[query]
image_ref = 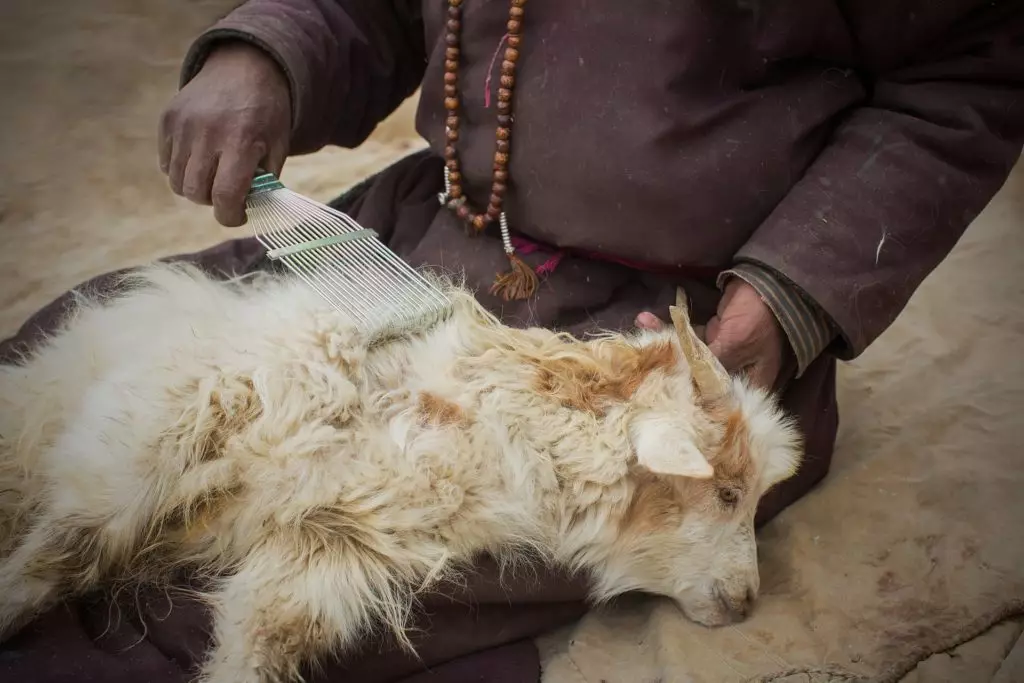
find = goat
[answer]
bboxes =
[0,262,801,683]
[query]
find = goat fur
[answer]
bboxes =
[0,262,802,683]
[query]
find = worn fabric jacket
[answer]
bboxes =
[182,0,1024,370]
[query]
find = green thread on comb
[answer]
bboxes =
[248,173,285,196]
[265,230,379,260]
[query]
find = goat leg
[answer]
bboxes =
[0,518,70,640]
[197,539,413,683]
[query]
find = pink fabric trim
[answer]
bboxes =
[509,235,721,281]
[536,251,565,276]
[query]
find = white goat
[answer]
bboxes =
[0,262,801,683]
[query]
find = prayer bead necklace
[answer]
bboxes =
[437,0,538,301]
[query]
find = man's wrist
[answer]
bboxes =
[717,262,837,378]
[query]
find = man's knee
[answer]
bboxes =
[755,355,839,528]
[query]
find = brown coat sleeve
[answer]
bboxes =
[179,0,426,155]
[734,5,1024,360]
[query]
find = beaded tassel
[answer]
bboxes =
[490,211,538,300]
[439,0,537,301]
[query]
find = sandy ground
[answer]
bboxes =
[2,1,1022,681]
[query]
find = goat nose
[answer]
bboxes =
[741,586,756,616]
[715,584,757,622]
[714,585,754,622]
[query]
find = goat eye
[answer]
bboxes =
[718,487,740,506]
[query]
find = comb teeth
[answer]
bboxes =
[244,176,453,345]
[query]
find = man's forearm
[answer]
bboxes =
[179,0,427,155]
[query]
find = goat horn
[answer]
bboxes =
[668,287,731,400]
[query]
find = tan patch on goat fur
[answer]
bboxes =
[161,376,262,466]
[620,471,684,534]
[534,340,677,414]
[416,392,468,427]
[709,409,755,484]
[160,481,242,557]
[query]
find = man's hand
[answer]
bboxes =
[635,278,786,391]
[158,42,292,227]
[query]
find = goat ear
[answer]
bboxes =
[637,442,715,479]
[631,415,714,479]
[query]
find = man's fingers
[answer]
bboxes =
[264,138,289,178]
[635,311,665,330]
[636,313,708,339]
[157,118,173,175]
[705,315,722,346]
[167,143,189,197]
[211,147,262,227]
[708,336,753,375]
[182,148,219,206]
[742,361,776,391]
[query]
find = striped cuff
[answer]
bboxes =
[717,262,837,378]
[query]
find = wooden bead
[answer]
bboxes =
[492,181,508,196]
[497,88,512,103]
[446,46,459,60]
[444,71,457,85]
[489,193,504,207]
[446,159,459,172]
[444,144,457,160]
[449,1,462,12]
[505,48,519,62]
[445,32,459,46]
[510,6,525,19]
[496,140,510,153]
[497,100,511,113]
[507,34,521,48]
[472,214,488,230]
[487,204,502,220]
[507,19,522,33]
[494,151,510,166]
[450,185,463,199]
[445,59,458,71]
[497,114,512,126]
[444,84,457,97]
[448,170,461,183]
[446,19,461,32]
[446,128,459,141]
[501,60,516,73]
[444,97,459,110]
[500,74,514,88]
[496,127,511,140]
[456,204,471,220]
[511,0,526,6]
[446,115,459,129]
[494,169,509,182]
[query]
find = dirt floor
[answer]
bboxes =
[2,1,1022,682]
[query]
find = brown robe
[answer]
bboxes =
[2,1,1022,681]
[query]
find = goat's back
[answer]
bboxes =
[0,263,533,573]
[0,264,365,548]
